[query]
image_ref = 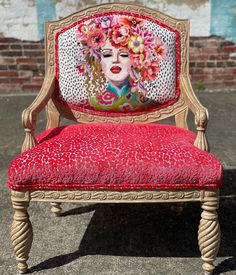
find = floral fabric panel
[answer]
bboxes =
[55,12,180,115]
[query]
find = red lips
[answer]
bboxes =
[110,66,122,74]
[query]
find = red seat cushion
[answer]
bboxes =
[8,123,222,190]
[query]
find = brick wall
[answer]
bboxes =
[0,36,236,94]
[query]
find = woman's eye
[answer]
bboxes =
[102,53,112,58]
[120,53,129,57]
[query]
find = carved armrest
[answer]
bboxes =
[181,75,209,151]
[21,76,55,152]
[194,109,209,151]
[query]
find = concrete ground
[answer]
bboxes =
[0,92,236,275]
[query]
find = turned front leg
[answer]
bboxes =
[11,198,33,273]
[50,202,62,216]
[198,191,220,275]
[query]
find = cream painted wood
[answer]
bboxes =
[11,191,33,274]
[198,190,220,275]
[10,3,220,274]
[50,202,62,216]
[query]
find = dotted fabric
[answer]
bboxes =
[8,124,222,190]
[55,11,180,115]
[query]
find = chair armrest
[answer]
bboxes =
[194,109,209,152]
[181,75,209,151]
[21,76,55,152]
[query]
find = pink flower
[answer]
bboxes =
[141,61,160,81]
[132,26,156,50]
[108,25,130,47]
[87,28,106,49]
[97,90,118,105]
[94,16,117,32]
[119,16,146,28]
[130,49,152,69]
[77,24,89,40]
[155,37,169,60]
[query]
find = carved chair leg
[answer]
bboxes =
[50,202,62,216]
[198,191,220,275]
[11,198,33,274]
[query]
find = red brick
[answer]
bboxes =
[36,58,45,64]
[22,84,42,91]
[223,81,236,87]
[0,44,9,50]
[10,44,22,50]
[1,51,23,56]
[8,65,18,70]
[227,61,236,67]
[23,44,44,49]
[0,65,8,70]
[190,54,208,61]
[222,46,236,53]
[0,57,15,64]
[0,77,30,83]
[0,38,19,43]
[220,40,235,47]
[209,54,229,60]
[19,64,38,71]
[32,77,44,84]
[16,57,37,64]
[23,50,44,56]
[196,62,205,67]
[0,71,18,77]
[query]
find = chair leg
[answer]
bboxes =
[50,202,62,216]
[198,191,220,275]
[11,197,33,274]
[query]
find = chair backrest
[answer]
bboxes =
[45,3,190,123]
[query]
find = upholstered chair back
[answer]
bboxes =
[53,10,181,116]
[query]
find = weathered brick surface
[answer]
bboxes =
[0,36,235,93]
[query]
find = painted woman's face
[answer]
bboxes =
[100,40,131,87]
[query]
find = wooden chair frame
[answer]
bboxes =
[10,3,220,275]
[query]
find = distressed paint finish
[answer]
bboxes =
[55,0,211,36]
[0,0,38,40]
[210,0,236,43]
[5,0,236,40]
[36,0,56,40]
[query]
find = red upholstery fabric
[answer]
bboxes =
[8,124,222,190]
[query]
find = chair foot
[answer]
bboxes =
[50,202,62,216]
[170,202,184,215]
[11,192,33,274]
[18,262,28,274]
[198,190,220,275]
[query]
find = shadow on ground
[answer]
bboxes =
[29,169,236,274]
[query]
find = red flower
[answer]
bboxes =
[141,61,160,81]
[108,25,130,48]
[76,64,85,73]
[119,16,146,28]
[87,28,106,49]
[119,103,133,112]
[97,90,118,105]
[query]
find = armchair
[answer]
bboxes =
[8,3,222,274]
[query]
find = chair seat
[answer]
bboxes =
[8,123,222,190]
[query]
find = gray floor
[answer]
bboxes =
[0,92,236,275]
